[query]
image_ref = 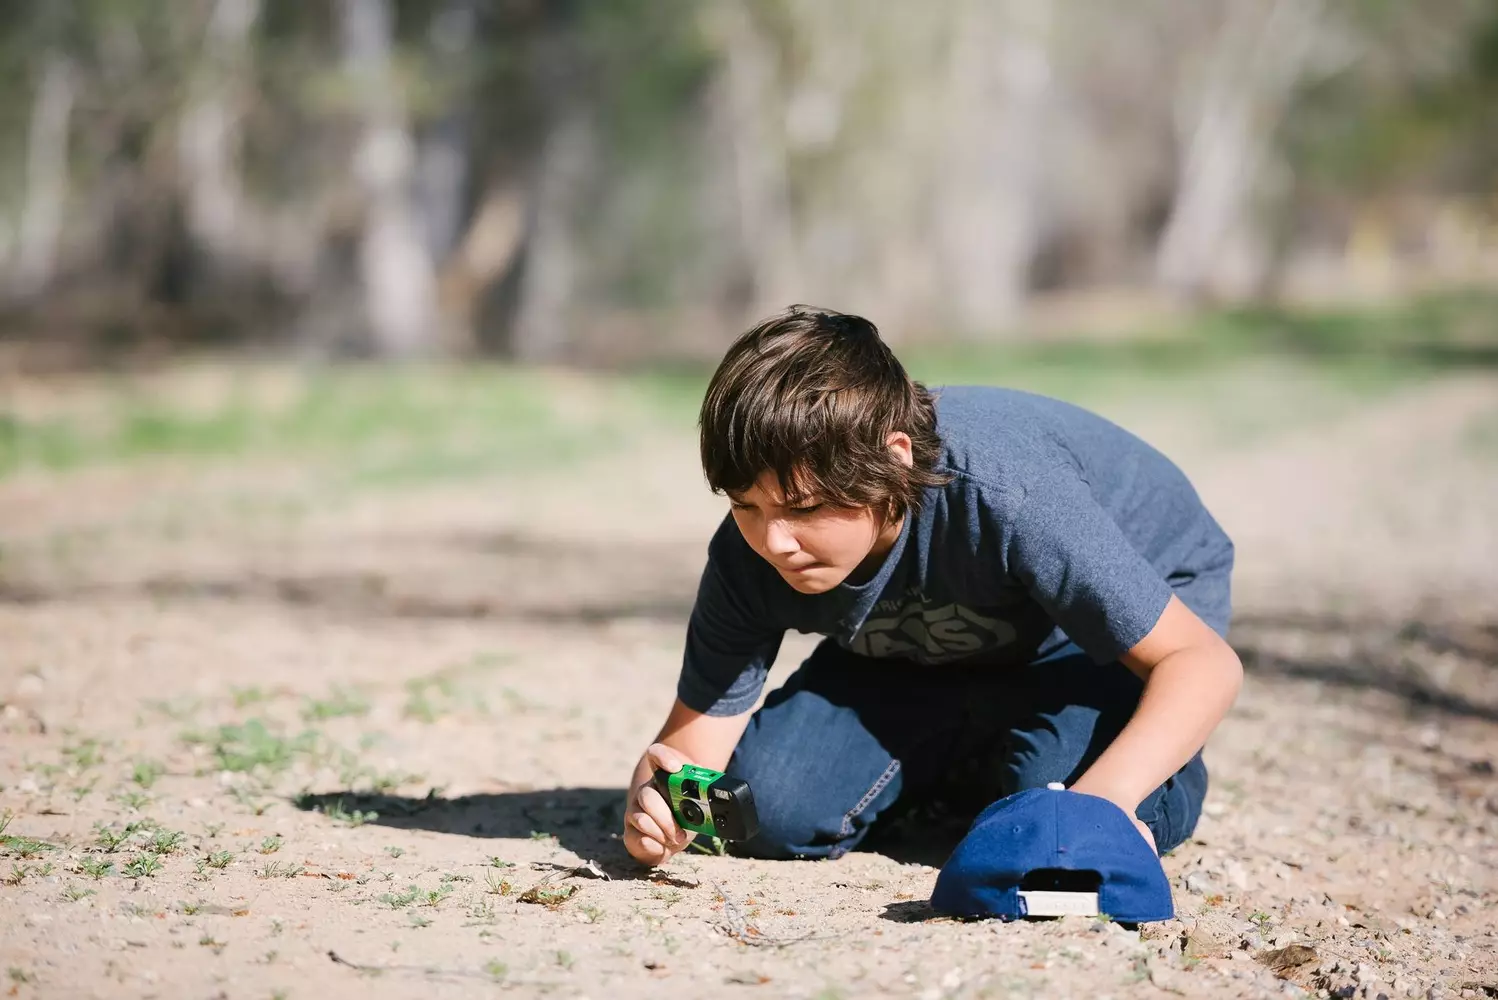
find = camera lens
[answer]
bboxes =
[680,799,705,826]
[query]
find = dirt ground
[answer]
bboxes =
[2,366,1497,1000]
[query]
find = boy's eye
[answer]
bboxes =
[790,503,824,515]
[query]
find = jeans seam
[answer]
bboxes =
[840,759,901,838]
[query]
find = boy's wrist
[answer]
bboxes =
[1066,772,1144,814]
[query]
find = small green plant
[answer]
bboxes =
[578,904,605,923]
[93,821,145,852]
[5,864,34,886]
[113,789,151,811]
[70,778,98,802]
[651,888,683,907]
[408,913,432,928]
[0,834,56,859]
[79,858,115,879]
[184,718,317,774]
[180,900,203,915]
[686,835,727,856]
[301,686,370,721]
[231,686,268,708]
[484,959,507,981]
[1248,910,1273,926]
[555,950,575,970]
[131,759,166,788]
[203,823,224,838]
[8,968,35,985]
[484,872,513,896]
[149,829,186,854]
[422,885,453,907]
[122,854,164,878]
[488,856,514,868]
[379,885,422,909]
[528,830,555,843]
[205,851,234,870]
[255,861,302,879]
[258,836,283,855]
[198,932,226,954]
[384,846,404,858]
[62,739,105,770]
[320,799,378,827]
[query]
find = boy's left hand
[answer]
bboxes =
[1131,816,1157,856]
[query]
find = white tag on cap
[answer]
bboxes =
[1019,890,1100,917]
[1046,782,1065,790]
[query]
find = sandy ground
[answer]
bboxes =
[2,368,1497,1000]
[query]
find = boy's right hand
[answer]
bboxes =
[623,743,696,866]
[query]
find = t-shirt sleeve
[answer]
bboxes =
[1001,464,1173,663]
[676,524,785,717]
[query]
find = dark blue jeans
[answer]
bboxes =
[727,640,1207,860]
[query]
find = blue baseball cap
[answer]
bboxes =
[930,785,1174,923]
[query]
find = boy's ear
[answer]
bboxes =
[887,431,914,469]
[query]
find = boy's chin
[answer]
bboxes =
[778,565,848,594]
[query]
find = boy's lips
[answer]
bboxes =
[781,561,822,573]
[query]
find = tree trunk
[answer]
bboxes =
[708,0,800,317]
[178,0,260,263]
[339,0,441,359]
[936,0,1053,334]
[13,54,75,297]
[1154,0,1325,301]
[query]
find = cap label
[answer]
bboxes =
[1017,890,1099,917]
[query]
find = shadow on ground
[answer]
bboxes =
[1230,612,1498,722]
[291,786,974,870]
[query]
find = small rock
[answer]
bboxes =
[1241,931,1266,951]
[17,777,38,794]
[1356,963,1379,984]
[1184,871,1213,895]
[939,969,962,991]
[1427,986,1445,1000]
[1418,727,1441,750]
[14,672,44,701]
[918,988,941,1000]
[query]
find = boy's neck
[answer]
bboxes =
[847,511,905,586]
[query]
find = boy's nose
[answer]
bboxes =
[763,519,799,556]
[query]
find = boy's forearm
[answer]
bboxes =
[630,697,751,788]
[1069,645,1242,813]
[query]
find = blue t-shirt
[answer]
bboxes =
[677,386,1235,717]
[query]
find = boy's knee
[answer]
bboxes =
[727,695,903,860]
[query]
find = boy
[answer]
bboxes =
[623,306,1241,865]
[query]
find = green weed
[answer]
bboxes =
[122,854,164,878]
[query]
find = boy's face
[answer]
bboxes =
[729,472,890,593]
[727,439,916,593]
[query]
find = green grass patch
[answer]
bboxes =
[0,364,615,482]
[182,718,320,774]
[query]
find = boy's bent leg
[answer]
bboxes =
[727,642,975,860]
[999,645,1208,855]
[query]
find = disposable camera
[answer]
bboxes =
[652,764,760,841]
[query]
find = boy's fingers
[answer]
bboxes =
[638,785,688,845]
[645,743,684,772]
[627,810,669,847]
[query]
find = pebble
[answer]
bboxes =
[1184,871,1213,895]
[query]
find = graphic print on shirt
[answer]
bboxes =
[845,587,1020,662]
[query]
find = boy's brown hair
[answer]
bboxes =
[699,305,951,519]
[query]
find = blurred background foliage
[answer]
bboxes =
[0,0,1494,374]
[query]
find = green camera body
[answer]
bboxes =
[651,764,760,841]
